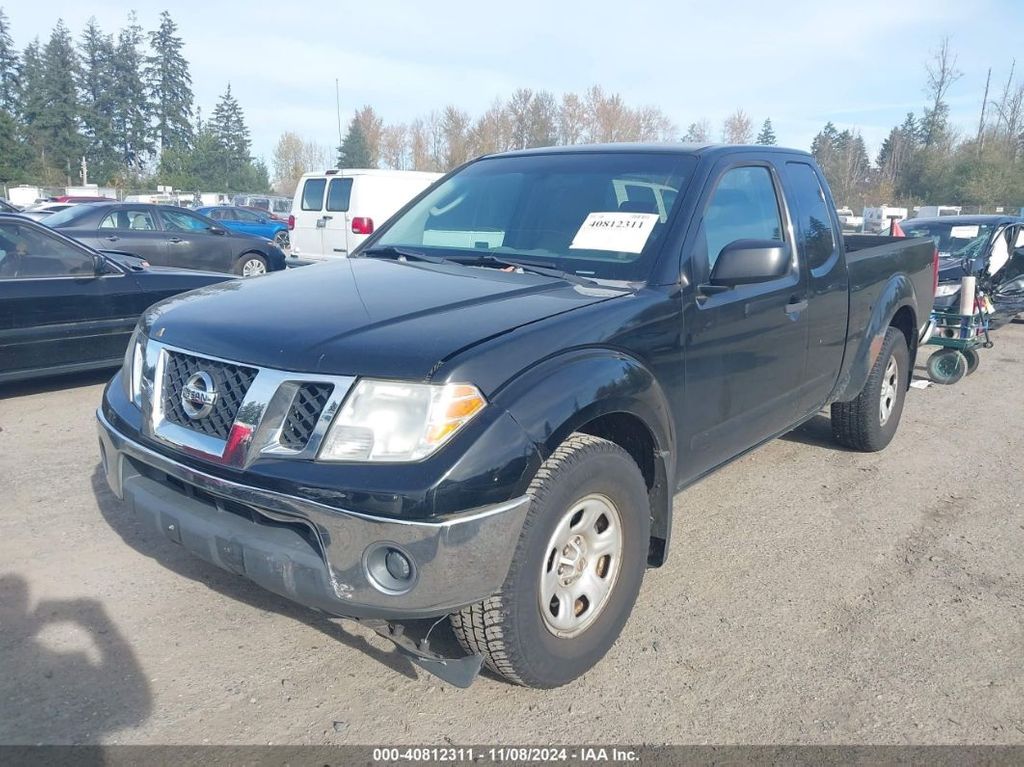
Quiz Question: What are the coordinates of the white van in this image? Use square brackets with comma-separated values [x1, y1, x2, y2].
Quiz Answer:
[289, 169, 442, 260]
[862, 205, 908, 234]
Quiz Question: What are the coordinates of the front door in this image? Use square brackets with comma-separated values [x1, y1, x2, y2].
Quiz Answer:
[0, 220, 142, 379]
[158, 208, 233, 273]
[679, 162, 809, 480]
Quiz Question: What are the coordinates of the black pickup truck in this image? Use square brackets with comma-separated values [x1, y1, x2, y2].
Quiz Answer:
[97, 144, 936, 688]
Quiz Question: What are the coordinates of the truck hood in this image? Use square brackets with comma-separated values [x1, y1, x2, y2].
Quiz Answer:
[143, 258, 627, 381]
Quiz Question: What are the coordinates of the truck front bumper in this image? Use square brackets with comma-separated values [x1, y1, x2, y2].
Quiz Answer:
[97, 409, 530, 620]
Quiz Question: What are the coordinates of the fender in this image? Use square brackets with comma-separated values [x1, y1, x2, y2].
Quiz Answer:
[492, 347, 676, 566]
[832, 273, 918, 403]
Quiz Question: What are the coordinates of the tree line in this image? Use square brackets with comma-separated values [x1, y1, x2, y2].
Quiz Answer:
[809, 38, 1024, 211]
[0, 8, 269, 194]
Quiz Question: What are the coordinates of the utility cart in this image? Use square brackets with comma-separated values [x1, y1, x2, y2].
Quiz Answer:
[925, 301, 993, 385]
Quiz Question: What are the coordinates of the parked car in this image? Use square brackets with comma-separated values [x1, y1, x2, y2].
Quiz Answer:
[195, 206, 290, 249]
[22, 202, 76, 221]
[45, 202, 287, 276]
[0, 214, 230, 384]
[97, 144, 936, 689]
[0, 198, 19, 213]
[902, 215, 1024, 324]
[233, 194, 292, 220]
[289, 169, 441, 260]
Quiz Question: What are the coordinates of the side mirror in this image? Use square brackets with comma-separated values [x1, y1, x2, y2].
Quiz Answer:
[93, 254, 111, 275]
[710, 239, 790, 286]
[208, 225, 226, 235]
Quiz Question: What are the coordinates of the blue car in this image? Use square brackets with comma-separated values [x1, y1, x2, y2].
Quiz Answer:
[196, 206, 289, 249]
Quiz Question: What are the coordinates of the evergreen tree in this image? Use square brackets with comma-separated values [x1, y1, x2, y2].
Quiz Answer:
[34, 20, 84, 183]
[78, 18, 119, 182]
[200, 84, 260, 190]
[146, 11, 193, 152]
[756, 118, 777, 145]
[337, 116, 370, 167]
[110, 13, 153, 177]
[0, 8, 18, 113]
[0, 107, 28, 183]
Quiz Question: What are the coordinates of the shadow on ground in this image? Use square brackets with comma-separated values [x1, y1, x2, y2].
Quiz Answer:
[0, 369, 114, 399]
[89, 465, 466, 684]
[0, 573, 152, 745]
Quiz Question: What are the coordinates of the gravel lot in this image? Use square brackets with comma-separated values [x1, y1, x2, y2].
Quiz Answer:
[1, 322, 1022, 746]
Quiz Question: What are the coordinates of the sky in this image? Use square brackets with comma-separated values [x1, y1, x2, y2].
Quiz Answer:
[6, 0, 1023, 166]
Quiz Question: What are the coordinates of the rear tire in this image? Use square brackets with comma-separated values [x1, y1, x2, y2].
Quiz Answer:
[273, 230, 290, 250]
[831, 327, 909, 452]
[450, 433, 650, 688]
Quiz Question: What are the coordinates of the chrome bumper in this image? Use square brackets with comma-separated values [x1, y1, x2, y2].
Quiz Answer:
[97, 409, 530, 619]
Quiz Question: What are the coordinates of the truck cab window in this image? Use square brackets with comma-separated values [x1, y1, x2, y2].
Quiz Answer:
[786, 162, 837, 270]
[703, 166, 783, 270]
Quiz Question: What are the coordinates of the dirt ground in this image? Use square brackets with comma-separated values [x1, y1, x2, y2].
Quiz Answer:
[1, 322, 1022, 746]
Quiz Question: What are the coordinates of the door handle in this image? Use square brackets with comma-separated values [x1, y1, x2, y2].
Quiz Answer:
[785, 298, 809, 315]
[104, 235, 119, 242]
[169, 237, 183, 243]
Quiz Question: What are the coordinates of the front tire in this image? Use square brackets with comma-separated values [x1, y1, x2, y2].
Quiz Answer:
[831, 327, 909, 451]
[450, 433, 650, 688]
[235, 253, 268, 277]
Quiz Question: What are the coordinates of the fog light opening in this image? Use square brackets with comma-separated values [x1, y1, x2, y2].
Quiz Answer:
[363, 543, 417, 595]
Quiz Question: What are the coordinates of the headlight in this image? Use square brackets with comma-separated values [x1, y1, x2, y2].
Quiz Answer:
[122, 328, 145, 407]
[935, 283, 961, 297]
[318, 380, 486, 462]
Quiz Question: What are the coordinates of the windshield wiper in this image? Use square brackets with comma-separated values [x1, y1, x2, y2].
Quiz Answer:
[449, 253, 601, 287]
[360, 245, 448, 264]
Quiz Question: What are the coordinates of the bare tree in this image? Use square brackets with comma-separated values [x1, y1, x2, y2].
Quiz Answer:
[921, 36, 962, 146]
[527, 90, 559, 148]
[409, 118, 432, 171]
[440, 105, 472, 169]
[507, 88, 534, 150]
[470, 99, 512, 156]
[380, 123, 408, 169]
[272, 131, 331, 194]
[558, 92, 587, 145]
[682, 119, 712, 143]
[722, 109, 753, 144]
[635, 105, 675, 142]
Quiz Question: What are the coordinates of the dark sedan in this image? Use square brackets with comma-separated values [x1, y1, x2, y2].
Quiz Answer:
[0, 214, 232, 384]
[44, 202, 287, 276]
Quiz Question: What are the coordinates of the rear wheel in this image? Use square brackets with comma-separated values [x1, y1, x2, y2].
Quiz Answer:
[450, 433, 649, 688]
[235, 253, 268, 277]
[831, 327, 909, 451]
[273, 230, 290, 250]
[926, 349, 967, 385]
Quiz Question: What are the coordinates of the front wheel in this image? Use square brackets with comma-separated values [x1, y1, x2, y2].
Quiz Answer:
[450, 433, 650, 688]
[234, 253, 268, 277]
[926, 349, 967, 385]
[831, 327, 910, 451]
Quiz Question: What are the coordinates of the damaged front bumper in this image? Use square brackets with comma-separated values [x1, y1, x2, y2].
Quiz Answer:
[96, 409, 530, 622]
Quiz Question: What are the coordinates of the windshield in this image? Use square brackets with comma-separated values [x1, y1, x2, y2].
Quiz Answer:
[40, 204, 96, 228]
[901, 221, 995, 259]
[373, 152, 697, 282]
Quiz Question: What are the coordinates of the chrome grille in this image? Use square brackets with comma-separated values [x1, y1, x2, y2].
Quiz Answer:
[279, 383, 334, 450]
[162, 351, 258, 439]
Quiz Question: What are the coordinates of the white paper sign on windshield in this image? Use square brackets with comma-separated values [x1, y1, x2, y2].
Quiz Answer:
[950, 225, 980, 239]
[570, 212, 660, 254]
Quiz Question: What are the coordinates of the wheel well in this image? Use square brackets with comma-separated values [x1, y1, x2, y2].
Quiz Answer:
[577, 412, 670, 566]
[889, 305, 917, 371]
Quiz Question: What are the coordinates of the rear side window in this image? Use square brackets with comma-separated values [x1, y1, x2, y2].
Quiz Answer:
[301, 178, 326, 211]
[326, 178, 353, 212]
[786, 162, 837, 270]
[702, 166, 784, 269]
[101, 209, 157, 231]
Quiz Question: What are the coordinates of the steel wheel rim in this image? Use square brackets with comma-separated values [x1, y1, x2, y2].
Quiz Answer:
[539, 493, 623, 639]
[242, 258, 266, 277]
[879, 355, 899, 425]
